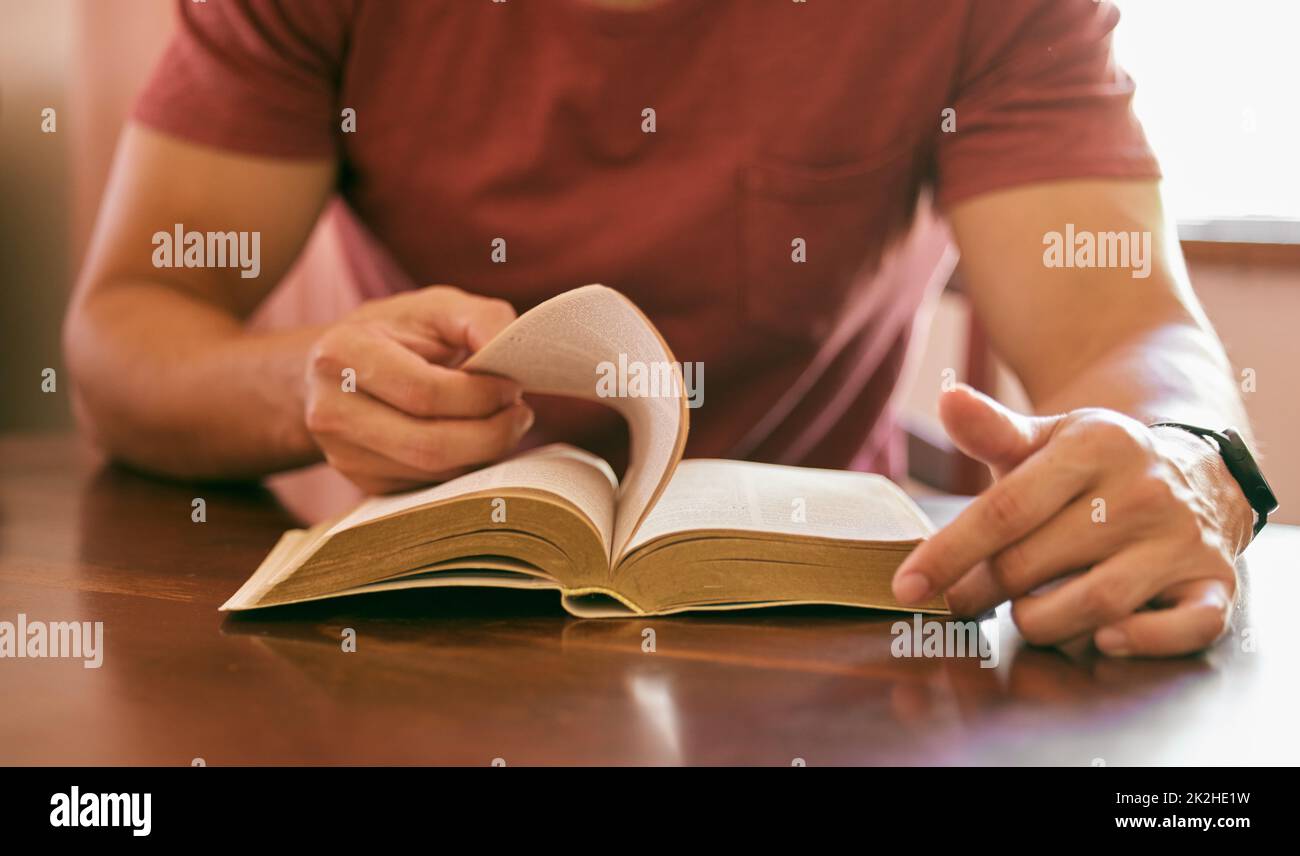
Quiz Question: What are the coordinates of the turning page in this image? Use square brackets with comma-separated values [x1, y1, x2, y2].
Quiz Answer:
[463, 285, 688, 562]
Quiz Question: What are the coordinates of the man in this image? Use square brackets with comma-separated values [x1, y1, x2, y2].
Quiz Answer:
[65, 0, 1262, 657]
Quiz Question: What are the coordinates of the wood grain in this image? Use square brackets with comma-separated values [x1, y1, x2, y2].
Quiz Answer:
[1, 434, 1295, 765]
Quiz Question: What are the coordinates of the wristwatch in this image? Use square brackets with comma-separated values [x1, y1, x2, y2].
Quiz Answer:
[1148, 422, 1279, 537]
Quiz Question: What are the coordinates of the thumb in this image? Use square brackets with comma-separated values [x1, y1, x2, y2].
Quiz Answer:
[397, 285, 518, 363]
[939, 383, 1063, 478]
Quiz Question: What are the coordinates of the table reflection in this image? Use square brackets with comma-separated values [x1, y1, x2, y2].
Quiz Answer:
[58, 453, 1284, 765]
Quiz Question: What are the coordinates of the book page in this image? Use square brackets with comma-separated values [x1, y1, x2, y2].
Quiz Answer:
[463, 285, 688, 563]
[626, 459, 934, 552]
[325, 444, 618, 550]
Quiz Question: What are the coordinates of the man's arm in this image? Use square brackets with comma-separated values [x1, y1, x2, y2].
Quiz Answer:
[891, 178, 1255, 657]
[66, 124, 334, 477]
[953, 179, 1248, 435]
[65, 124, 530, 489]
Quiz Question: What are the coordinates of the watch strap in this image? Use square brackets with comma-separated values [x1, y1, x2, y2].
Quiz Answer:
[1149, 422, 1279, 537]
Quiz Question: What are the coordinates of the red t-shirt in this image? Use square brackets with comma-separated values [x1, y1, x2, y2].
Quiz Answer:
[133, 0, 1159, 479]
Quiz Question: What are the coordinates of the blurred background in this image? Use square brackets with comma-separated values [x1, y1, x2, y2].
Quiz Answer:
[2, 0, 1297, 520]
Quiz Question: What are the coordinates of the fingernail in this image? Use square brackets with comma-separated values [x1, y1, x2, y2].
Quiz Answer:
[893, 573, 931, 604]
[1094, 627, 1129, 656]
[515, 406, 534, 434]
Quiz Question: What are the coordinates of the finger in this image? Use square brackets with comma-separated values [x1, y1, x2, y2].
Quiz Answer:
[1011, 544, 1182, 647]
[311, 389, 534, 474]
[947, 495, 1124, 616]
[322, 329, 521, 418]
[892, 439, 1095, 604]
[943, 560, 1007, 618]
[321, 435, 470, 491]
[391, 285, 518, 357]
[1093, 578, 1233, 658]
[938, 384, 1065, 477]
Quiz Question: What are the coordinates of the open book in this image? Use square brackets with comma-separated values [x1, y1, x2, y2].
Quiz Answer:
[223, 285, 946, 617]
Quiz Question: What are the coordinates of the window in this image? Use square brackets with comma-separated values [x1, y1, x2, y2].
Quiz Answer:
[1112, 0, 1300, 234]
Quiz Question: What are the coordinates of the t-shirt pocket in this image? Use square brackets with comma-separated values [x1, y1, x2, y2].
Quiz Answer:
[737, 152, 916, 344]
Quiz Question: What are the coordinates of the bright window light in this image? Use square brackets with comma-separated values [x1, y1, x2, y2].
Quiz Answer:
[1112, 0, 1300, 224]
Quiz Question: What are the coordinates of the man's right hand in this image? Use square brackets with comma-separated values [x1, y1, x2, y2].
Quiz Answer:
[303, 285, 533, 494]
[66, 125, 532, 483]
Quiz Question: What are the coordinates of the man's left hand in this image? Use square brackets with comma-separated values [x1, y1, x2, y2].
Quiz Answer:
[891, 384, 1255, 657]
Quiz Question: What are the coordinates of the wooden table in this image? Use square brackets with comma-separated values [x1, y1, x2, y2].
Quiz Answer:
[1, 434, 1295, 766]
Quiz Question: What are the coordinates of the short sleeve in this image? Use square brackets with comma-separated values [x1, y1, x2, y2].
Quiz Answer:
[132, 0, 354, 158]
[936, 0, 1161, 209]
